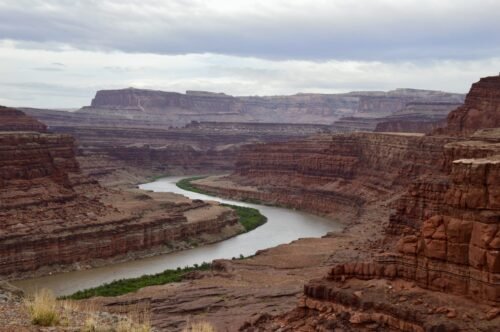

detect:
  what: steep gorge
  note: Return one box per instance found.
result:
[0,107,243,278]
[186,76,500,331]
[22,88,463,182]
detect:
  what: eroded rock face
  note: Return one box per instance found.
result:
[0,108,242,277]
[194,76,499,331]
[328,154,500,301]
[83,88,462,126]
[196,132,454,219]
[332,100,463,134]
[0,106,47,132]
[374,102,462,134]
[43,122,333,182]
[438,75,500,136]
[22,88,463,180]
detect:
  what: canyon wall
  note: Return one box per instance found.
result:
[438,75,500,136]
[197,76,499,331]
[56,87,463,128]
[194,132,455,220]
[333,102,461,134]
[280,148,499,331]
[45,122,332,181]
[21,88,463,180]
[374,102,462,134]
[0,107,243,277]
[83,88,462,126]
[0,106,47,132]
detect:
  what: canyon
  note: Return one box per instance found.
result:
[22,88,463,183]
[1,76,497,331]
[215,75,500,331]
[0,107,244,279]
[76,87,464,127]
[80,75,500,331]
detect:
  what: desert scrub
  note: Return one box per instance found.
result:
[183,321,216,332]
[176,176,211,194]
[176,177,270,206]
[25,288,59,326]
[221,204,267,232]
[176,177,267,232]
[64,262,211,300]
[148,173,171,182]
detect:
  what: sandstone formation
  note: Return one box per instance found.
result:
[332,102,461,134]
[24,88,463,132]
[0,106,47,132]
[0,107,243,278]
[438,75,500,136]
[270,147,499,331]
[330,116,382,132]
[80,87,462,127]
[193,132,455,220]
[375,102,462,134]
[52,122,332,182]
[7,78,496,331]
[21,88,463,181]
[180,75,499,331]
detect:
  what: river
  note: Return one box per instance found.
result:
[13,176,342,296]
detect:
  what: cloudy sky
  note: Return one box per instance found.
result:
[0,0,499,108]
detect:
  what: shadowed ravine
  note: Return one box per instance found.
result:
[13,175,342,296]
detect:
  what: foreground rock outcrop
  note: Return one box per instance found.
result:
[0,107,243,278]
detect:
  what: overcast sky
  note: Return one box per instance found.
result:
[1,0,499,108]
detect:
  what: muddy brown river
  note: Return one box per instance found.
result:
[13,176,342,296]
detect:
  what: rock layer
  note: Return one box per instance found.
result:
[22,88,463,180]
[0,108,242,278]
[438,75,500,136]
[188,75,500,330]
[81,88,463,127]
[0,106,47,132]
[196,132,454,219]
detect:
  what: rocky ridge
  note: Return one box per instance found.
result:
[193,132,455,220]
[438,75,500,136]
[0,107,243,278]
[0,106,48,132]
[180,76,499,331]
[20,88,463,182]
[81,88,462,127]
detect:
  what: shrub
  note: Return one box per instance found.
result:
[184,321,217,332]
[25,288,59,326]
[116,318,151,332]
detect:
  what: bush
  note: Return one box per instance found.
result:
[64,262,212,299]
[176,176,211,195]
[25,288,59,326]
[184,321,217,332]
[221,204,267,232]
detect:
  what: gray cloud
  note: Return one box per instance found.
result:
[0,0,499,61]
[1,1,499,108]
[33,66,64,72]
[1,43,499,108]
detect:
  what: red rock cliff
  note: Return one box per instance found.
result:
[0,108,242,277]
[202,76,499,331]
[203,132,453,219]
[438,75,500,136]
[0,106,47,132]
